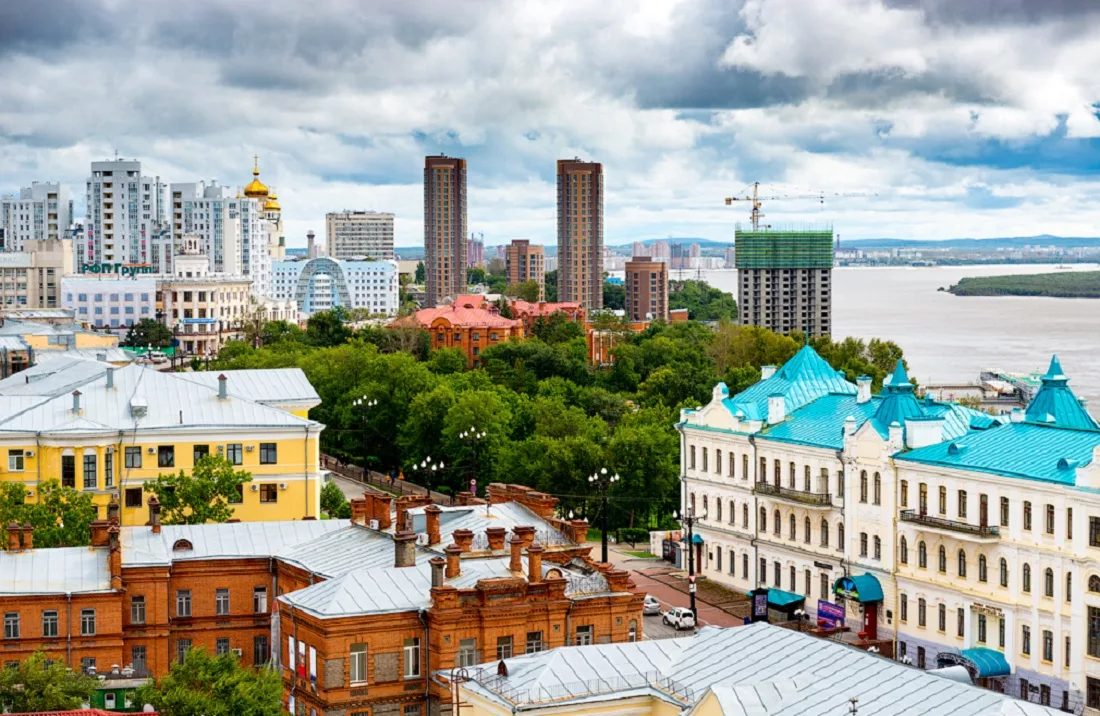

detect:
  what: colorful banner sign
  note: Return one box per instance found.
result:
[817,600,845,628]
[80,262,155,276]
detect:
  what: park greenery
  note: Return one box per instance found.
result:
[134,648,283,716]
[948,270,1100,298]
[0,651,98,712]
[670,280,739,321]
[213,302,906,530]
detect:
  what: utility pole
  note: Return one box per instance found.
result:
[588,468,619,564]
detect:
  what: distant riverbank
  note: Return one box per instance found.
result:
[947,270,1100,298]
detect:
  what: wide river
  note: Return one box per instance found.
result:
[672,265,1100,405]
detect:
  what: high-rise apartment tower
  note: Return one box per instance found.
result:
[556,159,603,309]
[84,159,167,269]
[505,239,545,300]
[423,156,467,307]
[735,228,834,338]
[0,183,72,252]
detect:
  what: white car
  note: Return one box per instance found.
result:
[662,607,696,630]
[643,595,662,616]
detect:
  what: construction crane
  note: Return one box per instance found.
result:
[724,182,876,231]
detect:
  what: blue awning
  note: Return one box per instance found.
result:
[745,588,805,608]
[833,573,884,603]
[937,649,1010,679]
[691,533,704,544]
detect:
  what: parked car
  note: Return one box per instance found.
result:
[147,350,168,364]
[643,595,662,616]
[662,607,696,630]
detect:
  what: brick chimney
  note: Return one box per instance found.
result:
[430,557,445,588]
[568,519,588,544]
[513,525,536,548]
[526,542,544,583]
[396,505,411,533]
[486,526,507,551]
[106,496,120,524]
[148,495,161,534]
[425,504,441,546]
[394,530,417,568]
[108,524,122,590]
[7,522,20,551]
[90,519,110,547]
[374,494,393,530]
[350,498,368,525]
[509,535,524,573]
[445,544,462,578]
[453,528,474,553]
[20,524,32,550]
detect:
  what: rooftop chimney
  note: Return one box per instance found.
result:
[761,365,777,380]
[72,390,82,414]
[453,528,474,553]
[7,522,20,551]
[843,415,857,438]
[445,543,462,578]
[148,495,161,534]
[856,376,872,404]
[425,504,441,546]
[394,530,417,568]
[527,542,544,583]
[486,526,507,551]
[513,525,536,547]
[374,494,393,530]
[108,524,121,590]
[430,556,445,588]
[1010,408,1024,423]
[767,394,786,424]
[218,374,228,400]
[509,535,524,573]
[90,519,110,547]
[106,367,115,390]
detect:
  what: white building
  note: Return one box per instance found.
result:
[325,210,395,260]
[61,275,157,335]
[0,182,72,251]
[680,349,1100,713]
[168,180,251,276]
[84,158,167,269]
[271,258,398,317]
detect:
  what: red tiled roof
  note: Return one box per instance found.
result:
[414,305,522,329]
[509,300,584,318]
[21,711,155,716]
[451,294,489,309]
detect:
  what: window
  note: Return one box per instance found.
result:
[1068,573,1073,602]
[873,536,881,560]
[900,595,907,622]
[496,636,513,660]
[689,446,696,469]
[774,509,780,536]
[715,450,722,475]
[837,470,844,497]
[1067,636,1072,667]
[804,517,811,544]
[132,645,147,672]
[1090,607,1100,657]
[575,625,593,646]
[253,635,269,666]
[226,443,243,465]
[158,445,175,468]
[860,532,868,557]
[938,603,946,632]
[42,610,58,638]
[1023,563,1032,592]
[81,609,95,635]
[61,454,75,487]
[978,555,987,582]
[259,443,277,464]
[958,490,967,518]
[918,598,926,627]
[350,643,367,683]
[821,573,830,599]
[837,523,844,551]
[939,486,947,514]
[821,519,829,548]
[917,647,925,669]
[938,546,946,573]
[1068,507,1073,540]
[194,444,210,464]
[1024,501,1032,530]
[176,589,192,617]
[403,638,421,677]
[1042,630,1054,662]
[629,619,638,642]
[790,566,796,591]
[789,514,796,540]
[956,607,964,637]
[919,541,927,568]
[1022,625,1031,655]
[105,450,113,487]
[743,554,749,579]
[216,638,230,656]
[873,472,881,505]
[716,499,722,523]
[743,455,748,480]
[177,638,191,664]
[899,536,908,564]
[759,507,766,532]
[83,452,96,489]
[1044,568,1054,597]
[743,504,749,528]
[7,449,24,472]
[125,487,143,509]
[130,596,145,625]
[804,465,810,491]
[1021,679,1030,701]
[405,707,422,716]
[759,558,767,585]
[1000,558,1008,587]
[1000,497,1009,527]
[3,613,18,639]
[899,479,908,507]
[1091,517,1100,547]
[260,484,278,503]
[860,471,867,502]
[1046,504,1055,534]
[81,657,96,673]
[216,588,230,616]
[957,549,967,578]
[526,631,543,653]
[977,614,987,643]
[702,448,708,472]
[999,618,1005,648]
[253,586,268,613]
[1092,575,1100,593]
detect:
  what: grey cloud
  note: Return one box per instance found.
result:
[883,0,1100,25]
[0,0,114,56]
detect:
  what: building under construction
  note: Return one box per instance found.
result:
[735,226,834,338]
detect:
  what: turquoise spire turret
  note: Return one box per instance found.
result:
[874,359,923,429]
[1024,355,1098,430]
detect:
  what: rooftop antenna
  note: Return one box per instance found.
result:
[849,698,858,715]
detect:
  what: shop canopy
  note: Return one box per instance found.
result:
[833,574,884,603]
[746,588,805,609]
[691,533,704,544]
[937,648,1011,679]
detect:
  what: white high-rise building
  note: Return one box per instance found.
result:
[169,180,256,277]
[326,211,395,260]
[83,159,167,269]
[0,182,72,252]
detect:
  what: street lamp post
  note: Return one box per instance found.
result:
[588,468,620,564]
[673,505,705,622]
[458,428,486,488]
[412,456,444,495]
[352,396,379,471]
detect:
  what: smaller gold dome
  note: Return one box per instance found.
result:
[243,155,269,198]
[264,192,281,212]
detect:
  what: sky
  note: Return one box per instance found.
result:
[2,0,1100,249]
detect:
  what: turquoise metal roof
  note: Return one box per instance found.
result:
[723,345,855,423]
[897,421,1100,485]
[833,574,883,603]
[747,588,805,608]
[873,360,924,430]
[958,648,1011,678]
[1024,355,1099,431]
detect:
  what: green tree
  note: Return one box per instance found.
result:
[505,280,541,302]
[305,310,352,347]
[467,266,487,285]
[262,320,304,345]
[531,312,584,344]
[544,270,558,302]
[146,455,253,525]
[320,480,347,518]
[602,282,625,310]
[415,261,425,283]
[0,651,97,712]
[495,297,514,319]
[427,348,468,375]
[669,279,738,321]
[0,480,99,548]
[135,648,283,716]
[122,318,173,348]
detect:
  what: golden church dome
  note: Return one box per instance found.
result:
[264,191,281,212]
[243,156,269,198]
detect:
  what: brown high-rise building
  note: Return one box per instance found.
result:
[504,239,545,300]
[556,159,603,309]
[423,155,467,307]
[624,256,668,322]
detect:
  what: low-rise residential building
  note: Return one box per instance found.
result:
[61,275,157,336]
[680,349,1100,713]
[0,239,74,309]
[158,238,251,356]
[271,257,399,317]
[409,297,524,366]
[0,364,323,523]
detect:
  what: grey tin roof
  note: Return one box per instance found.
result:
[0,547,111,595]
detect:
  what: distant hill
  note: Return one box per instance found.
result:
[841,235,1100,250]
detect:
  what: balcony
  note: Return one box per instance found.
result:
[899,510,1000,541]
[754,482,832,508]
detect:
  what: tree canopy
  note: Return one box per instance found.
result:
[122,318,173,348]
[134,648,283,716]
[0,480,98,547]
[0,651,98,713]
[146,455,253,525]
[669,279,738,321]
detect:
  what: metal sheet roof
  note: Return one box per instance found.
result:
[0,358,111,397]
[276,525,433,578]
[178,369,320,406]
[723,346,856,423]
[121,520,349,567]
[404,502,567,547]
[1023,356,1098,430]
[0,547,111,595]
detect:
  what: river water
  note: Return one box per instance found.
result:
[680,264,1100,406]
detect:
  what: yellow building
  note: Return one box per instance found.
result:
[0,363,324,524]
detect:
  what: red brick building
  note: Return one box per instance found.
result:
[410,299,524,367]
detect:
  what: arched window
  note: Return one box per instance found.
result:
[837,522,845,549]
[1000,558,1008,587]
[1044,568,1054,597]
[804,465,811,492]
[716,546,722,573]
[759,507,767,532]
[789,462,796,489]
[978,555,987,582]
[715,498,722,523]
[789,514,796,540]
[804,516,811,544]
[938,546,947,573]
[172,539,193,551]
[728,500,736,525]
[743,504,749,528]
[1023,563,1031,592]
[628,620,638,642]
[918,541,927,568]
[715,450,722,476]
[873,472,881,505]
[860,471,868,502]
[702,495,708,516]
[820,519,829,547]
[690,493,696,515]
[774,509,781,536]
[899,536,908,564]
[1089,575,1100,593]
[957,549,966,578]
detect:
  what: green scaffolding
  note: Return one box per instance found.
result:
[734,229,834,269]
